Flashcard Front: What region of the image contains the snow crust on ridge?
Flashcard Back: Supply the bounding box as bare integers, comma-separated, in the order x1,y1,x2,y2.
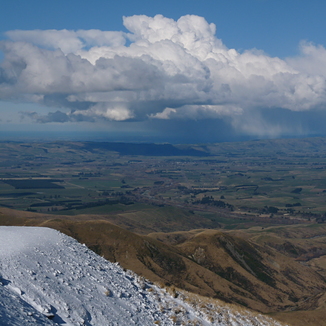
0,226,285,325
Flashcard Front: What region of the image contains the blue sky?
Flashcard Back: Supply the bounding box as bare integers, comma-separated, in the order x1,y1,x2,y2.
1,0,326,142
2,0,326,58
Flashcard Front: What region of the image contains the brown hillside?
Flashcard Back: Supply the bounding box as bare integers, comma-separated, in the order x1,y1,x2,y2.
1,207,326,325
75,222,326,324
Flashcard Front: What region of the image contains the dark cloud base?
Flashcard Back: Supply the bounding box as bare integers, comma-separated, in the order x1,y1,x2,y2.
141,112,326,143
2,108,326,144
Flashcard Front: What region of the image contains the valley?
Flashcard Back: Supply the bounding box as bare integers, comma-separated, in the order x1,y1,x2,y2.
1,137,326,325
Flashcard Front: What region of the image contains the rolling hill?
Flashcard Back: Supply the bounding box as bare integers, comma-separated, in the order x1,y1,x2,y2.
0,226,285,326
1,207,326,325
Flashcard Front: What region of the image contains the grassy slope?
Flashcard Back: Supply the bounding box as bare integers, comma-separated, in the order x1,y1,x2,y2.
1,207,326,326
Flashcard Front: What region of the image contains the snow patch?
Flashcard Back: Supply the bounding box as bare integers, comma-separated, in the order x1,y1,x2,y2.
0,226,286,325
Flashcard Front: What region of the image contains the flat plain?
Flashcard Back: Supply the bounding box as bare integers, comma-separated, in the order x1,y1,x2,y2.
1,138,326,226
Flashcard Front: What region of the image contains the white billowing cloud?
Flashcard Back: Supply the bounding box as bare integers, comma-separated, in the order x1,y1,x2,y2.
150,108,177,119
73,102,134,121
150,104,243,120
5,29,126,53
122,14,222,55
1,14,326,137
286,41,326,76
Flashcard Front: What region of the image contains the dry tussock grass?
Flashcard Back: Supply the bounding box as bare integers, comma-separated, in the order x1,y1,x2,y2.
166,287,289,326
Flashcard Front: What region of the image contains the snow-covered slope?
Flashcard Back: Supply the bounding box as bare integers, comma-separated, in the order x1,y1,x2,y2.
0,226,285,326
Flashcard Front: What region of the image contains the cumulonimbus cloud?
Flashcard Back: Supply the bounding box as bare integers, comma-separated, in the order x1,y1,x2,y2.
1,14,326,137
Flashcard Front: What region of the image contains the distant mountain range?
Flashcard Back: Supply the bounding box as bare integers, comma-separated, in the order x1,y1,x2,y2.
71,141,209,156
58,136,326,157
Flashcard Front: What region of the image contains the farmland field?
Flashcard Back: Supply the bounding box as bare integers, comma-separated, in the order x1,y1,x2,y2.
1,138,326,228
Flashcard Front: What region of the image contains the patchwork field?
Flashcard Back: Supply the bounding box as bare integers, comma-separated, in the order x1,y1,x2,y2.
1,139,326,227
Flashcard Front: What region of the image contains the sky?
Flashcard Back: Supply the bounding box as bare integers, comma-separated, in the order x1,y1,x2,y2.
1,0,326,143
